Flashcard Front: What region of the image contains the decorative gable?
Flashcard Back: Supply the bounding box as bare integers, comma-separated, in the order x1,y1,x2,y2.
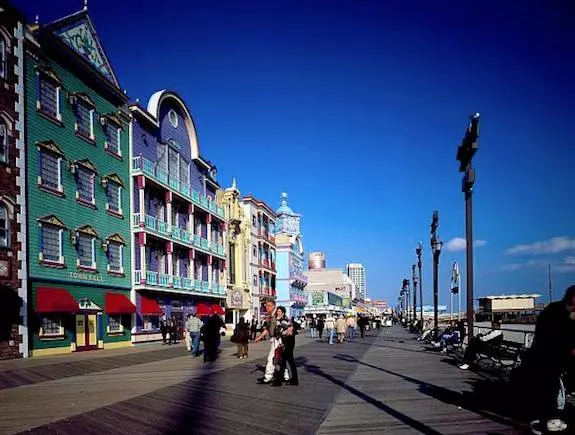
52,15,118,86
69,92,95,108
102,173,124,187
38,215,67,228
100,112,124,128
37,140,65,158
105,233,126,245
73,158,97,173
36,65,62,85
75,225,99,238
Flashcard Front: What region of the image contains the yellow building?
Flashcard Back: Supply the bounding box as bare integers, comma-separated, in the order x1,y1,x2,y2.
217,179,252,324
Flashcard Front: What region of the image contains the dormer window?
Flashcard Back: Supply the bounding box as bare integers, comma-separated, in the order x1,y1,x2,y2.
70,93,95,142
36,66,62,123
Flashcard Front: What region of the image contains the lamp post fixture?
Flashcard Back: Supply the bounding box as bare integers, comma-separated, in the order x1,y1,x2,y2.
412,264,418,322
456,113,480,338
430,211,443,335
416,241,423,321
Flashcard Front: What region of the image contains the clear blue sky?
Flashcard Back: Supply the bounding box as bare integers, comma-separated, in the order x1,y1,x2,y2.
18,0,575,306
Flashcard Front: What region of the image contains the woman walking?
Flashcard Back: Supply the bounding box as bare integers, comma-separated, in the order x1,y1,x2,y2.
272,306,299,386
234,317,250,359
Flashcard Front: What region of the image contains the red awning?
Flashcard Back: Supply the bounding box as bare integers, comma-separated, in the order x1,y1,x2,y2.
211,304,225,315
36,287,79,313
105,292,136,314
140,295,163,315
195,303,211,316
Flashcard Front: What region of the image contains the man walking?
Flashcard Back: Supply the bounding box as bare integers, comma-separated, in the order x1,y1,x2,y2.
185,312,202,358
255,300,279,384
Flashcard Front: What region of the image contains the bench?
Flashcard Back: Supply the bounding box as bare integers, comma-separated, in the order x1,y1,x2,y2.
476,339,524,369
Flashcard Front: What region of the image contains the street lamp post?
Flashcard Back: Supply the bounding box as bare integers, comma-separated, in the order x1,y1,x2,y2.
412,264,418,323
456,113,480,338
416,241,423,321
430,211,443,335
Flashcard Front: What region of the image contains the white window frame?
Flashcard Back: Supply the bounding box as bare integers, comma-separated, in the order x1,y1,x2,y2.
105,182,122,216
0,120,7,163
76,234,96,270
105,124,122,157
106,314,124,334
36,76,62,122
37,149,63,194
39,315,65,338
38,224,64,265
0,203,8,248
75,166,96,205
106,242,124,274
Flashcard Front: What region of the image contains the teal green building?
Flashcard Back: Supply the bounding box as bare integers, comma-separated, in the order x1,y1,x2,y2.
25,8,133,356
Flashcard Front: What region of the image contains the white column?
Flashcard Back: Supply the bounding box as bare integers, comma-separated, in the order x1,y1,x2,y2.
208,258,213,289
138,177,145,221
188,249,194,279
138,234,146,280
188,204,194,233
165,191,172,231
166,241,173,283
207,215,212,246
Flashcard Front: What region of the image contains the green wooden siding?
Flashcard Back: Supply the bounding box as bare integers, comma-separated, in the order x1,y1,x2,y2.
30,282,132,350
25,57,131,289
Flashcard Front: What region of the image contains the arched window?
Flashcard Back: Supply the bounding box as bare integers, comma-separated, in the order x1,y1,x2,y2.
0,39,6,79
0,119,7,163
0,203,8,248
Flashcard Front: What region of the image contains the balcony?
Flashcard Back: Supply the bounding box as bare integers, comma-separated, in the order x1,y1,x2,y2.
290,273,308,287
132,213,225,259
132,156,225,220
134,270,225,296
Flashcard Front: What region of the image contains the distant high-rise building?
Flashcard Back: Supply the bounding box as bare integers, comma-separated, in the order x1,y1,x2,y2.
308,252,326,270
346,263,366,300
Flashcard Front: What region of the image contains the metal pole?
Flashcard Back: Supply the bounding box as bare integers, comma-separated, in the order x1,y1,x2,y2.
418,245,423,321
450,292,453,321
412,265,417,322
465,189,474,339
433,250,439,332
458,290,461,321
548,264,553,303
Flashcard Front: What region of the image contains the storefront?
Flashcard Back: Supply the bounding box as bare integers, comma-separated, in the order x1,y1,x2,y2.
133,291,225,343
30,283,134,356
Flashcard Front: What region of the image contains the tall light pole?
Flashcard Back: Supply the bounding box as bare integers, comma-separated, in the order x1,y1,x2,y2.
416,241,423,321
456,113,480,338
412,264,418,322
402,279,410,323
430,211,443,335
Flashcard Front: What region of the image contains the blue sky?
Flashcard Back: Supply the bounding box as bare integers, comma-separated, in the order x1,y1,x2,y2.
18,0,575,305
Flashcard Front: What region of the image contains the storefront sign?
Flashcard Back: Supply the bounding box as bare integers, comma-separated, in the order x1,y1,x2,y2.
228,289,243,308
78,298,102,311
312,292,325,306
69,272,103,283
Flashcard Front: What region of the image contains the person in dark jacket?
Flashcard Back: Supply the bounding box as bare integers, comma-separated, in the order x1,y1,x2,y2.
519,285,575,434
317,317,325,340
203,313,225,362
272,306,298,386
234,317,250,359
250,318,258,341
160,318,168,344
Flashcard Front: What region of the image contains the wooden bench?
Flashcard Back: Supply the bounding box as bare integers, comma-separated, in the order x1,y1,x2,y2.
476,339,524,369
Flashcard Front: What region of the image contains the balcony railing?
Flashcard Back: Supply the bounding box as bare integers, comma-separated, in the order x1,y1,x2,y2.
134,270,225,296
133,156,225,219
132,213,225,258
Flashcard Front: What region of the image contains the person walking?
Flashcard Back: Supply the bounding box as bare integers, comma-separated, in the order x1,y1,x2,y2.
346,315,356,340
203,313,225,362
325,314,336,345
160,317,168,344
336,315,347,343
234,317,250,359
255,300,279,384
272,306,298,386
309,316,317,339
317,317,325,340
517,285,575,434
185,312,202,358
250,318,257,341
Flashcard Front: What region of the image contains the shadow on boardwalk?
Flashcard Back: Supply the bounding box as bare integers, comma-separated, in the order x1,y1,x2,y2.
331,353,528,433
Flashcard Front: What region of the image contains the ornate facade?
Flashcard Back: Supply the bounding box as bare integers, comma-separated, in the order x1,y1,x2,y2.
242,196,276,320
0,3,26,359
25,7,133,356
217,178,251,324
274,193,307,318
129,90,227,342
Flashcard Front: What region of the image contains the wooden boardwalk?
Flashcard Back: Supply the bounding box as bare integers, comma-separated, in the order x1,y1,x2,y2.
0,328,534,434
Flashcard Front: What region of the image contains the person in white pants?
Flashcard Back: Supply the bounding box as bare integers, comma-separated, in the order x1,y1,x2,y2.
255,300,279,384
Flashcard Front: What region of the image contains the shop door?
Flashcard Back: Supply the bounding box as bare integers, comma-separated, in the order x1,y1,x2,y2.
75,314,98,351
173,312,184,340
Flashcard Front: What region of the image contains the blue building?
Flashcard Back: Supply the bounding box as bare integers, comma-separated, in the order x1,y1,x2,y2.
274,193,307,318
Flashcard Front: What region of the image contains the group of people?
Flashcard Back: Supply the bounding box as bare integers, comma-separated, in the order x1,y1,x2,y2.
183,311,226,362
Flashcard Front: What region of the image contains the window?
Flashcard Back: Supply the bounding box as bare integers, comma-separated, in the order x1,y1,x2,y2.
76,233,95,269
40,224,63,264
76,166,95,205
253,245,257,257
107,242,123,274
142,315,159,331
253,274,257,286
37,75,61,121
105,124,121,156
229,243,236,284
39,150,62,193
75,100,94,140
0,204,8,248
252,215,256,227
179,158,189,185
105,181,121,214
0,39,6,79
40,315,64,337
0,120,7,163
168,109,178,128
107,315,123,334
